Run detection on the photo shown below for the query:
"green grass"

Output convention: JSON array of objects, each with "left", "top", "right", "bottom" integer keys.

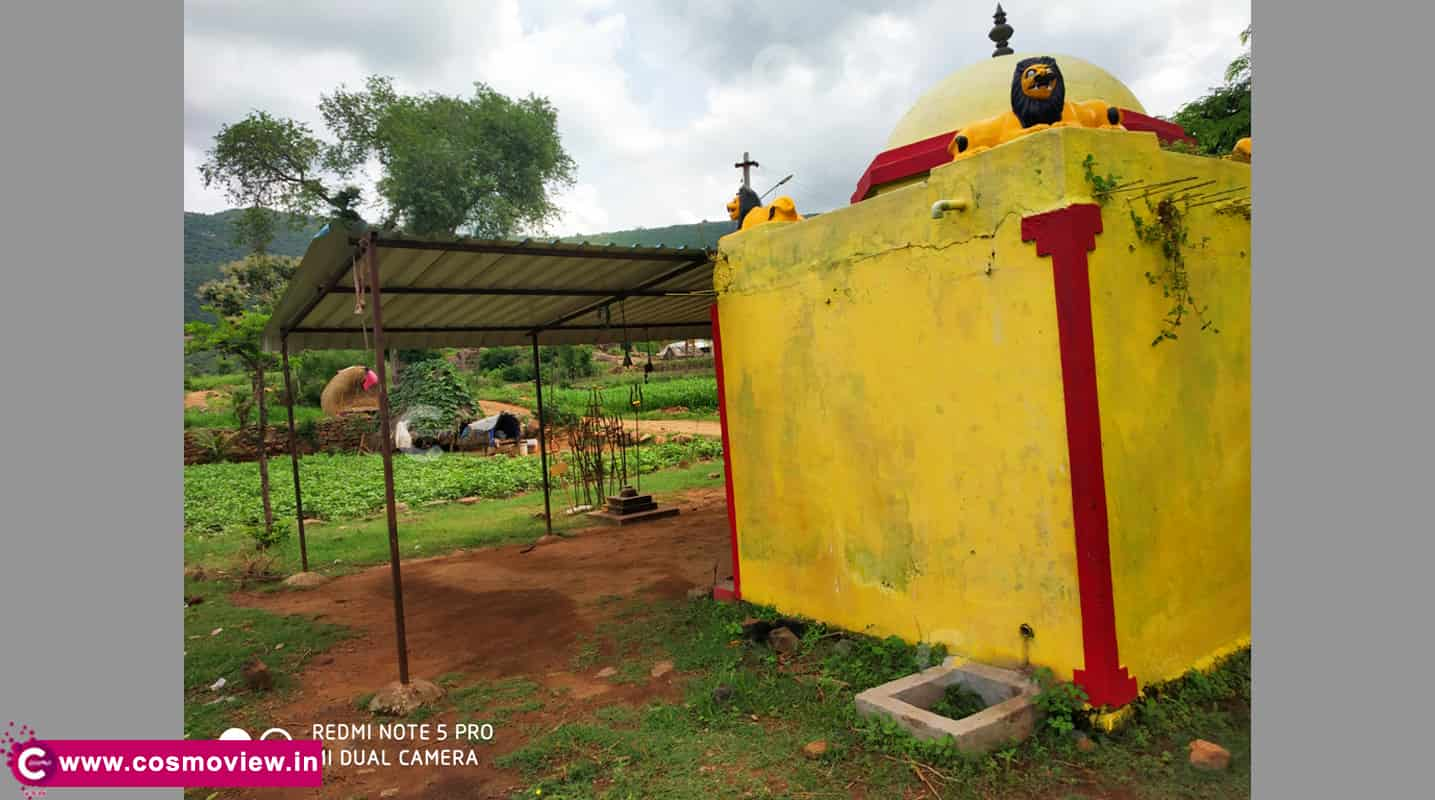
[
  {"left": 183, "top": 439, "right": 722, "bottom": 533},
  {"left": 546, "top": 376, "right": 719, "bottom": 417},
  {"left": 498, "top": 597, "right": 1251, "bottom": 800},
  {"left": 183, "top": 576, "right": 353, "bottom": 741},
  {"left": 183, "top": 404, "right": 326, "bottom": 430},
  {"left": 469, "top": 374, "right": 719, "bottom": 420},
  {"left": 184, "top": 460, "right": 726, "bottom": 575},
  {"left": 185, "top": 372, "right": 249, "bottom": 391}
]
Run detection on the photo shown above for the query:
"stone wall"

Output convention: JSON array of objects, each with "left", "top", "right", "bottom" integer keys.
[{"left": 184, "top": 412, "right": 380, "bottom": 465}]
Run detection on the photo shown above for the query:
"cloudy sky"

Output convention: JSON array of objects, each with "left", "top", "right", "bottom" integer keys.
[{"left": 184, "top": 0, "right": 1250, "bottom": 236}]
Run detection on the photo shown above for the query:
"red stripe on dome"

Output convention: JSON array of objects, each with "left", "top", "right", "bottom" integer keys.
[{"left": 849, "top": 110, "right": 1196, "bottom": 204}]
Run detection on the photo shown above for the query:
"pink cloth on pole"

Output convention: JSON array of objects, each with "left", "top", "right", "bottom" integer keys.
[{"left": 362, "top": 369, "right": 378, "bottom": 391}]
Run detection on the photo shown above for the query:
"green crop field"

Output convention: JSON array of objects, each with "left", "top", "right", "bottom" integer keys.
[{"left": 183, "top": 440, "right": 722, "bottom": 533}]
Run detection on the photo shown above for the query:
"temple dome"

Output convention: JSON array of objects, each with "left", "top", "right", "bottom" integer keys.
[{"left": 885, "top": 52, "right": 1146, "bottom": 150}]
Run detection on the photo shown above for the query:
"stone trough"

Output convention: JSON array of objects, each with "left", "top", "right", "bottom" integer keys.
[{"left": 854, "top": 657, "right": 1043, "bottom": 754}]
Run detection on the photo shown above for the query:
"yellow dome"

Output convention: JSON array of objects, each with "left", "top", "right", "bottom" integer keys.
[{"left": 885, "top": 52, "right": 1146, "bottom": 150}]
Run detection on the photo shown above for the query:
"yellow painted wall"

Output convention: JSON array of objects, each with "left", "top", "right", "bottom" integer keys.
[
  {"left": 715, "top": 135, "right": 1089, "bottom": 677},
  {"left": 716, "top": 127, "right": 1250, "bottom": 690},
  {"left": 1059, "top": 132, "right": 1253, "bottom": 686}
]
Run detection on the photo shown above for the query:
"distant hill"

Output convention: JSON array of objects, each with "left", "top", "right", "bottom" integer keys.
[
  {"left": 184, "top": 210, "right": 322, "bottom": 322},
  {"left": 182, "top": 212, "right": 819, "bottom": 322},
  {"left": 561, "top": 220, "right": 734, "bottom": 250}
]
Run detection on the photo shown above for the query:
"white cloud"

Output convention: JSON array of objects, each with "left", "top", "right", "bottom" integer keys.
[{"left": 184, "top": 0, "right": 1251, "bottom": 233}]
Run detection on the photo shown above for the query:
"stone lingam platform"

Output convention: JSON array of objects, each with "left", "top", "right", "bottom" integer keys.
[{"left": 587, "top": 486, "right": 681, "bottom": 526}]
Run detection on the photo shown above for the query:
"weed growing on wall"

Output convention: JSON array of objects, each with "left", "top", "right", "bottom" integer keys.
[
  {"left": 1129, "top": 195, "right": 1220, "bottom": 346},
  {"left": 1083, "top": 153, "right": 1221, "bottom": 346},
  {"left": 1081, "top": 154, "right": 1122, "bottom": 198}
]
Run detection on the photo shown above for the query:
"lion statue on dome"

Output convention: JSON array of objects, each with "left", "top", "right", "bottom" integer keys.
[
  {"left": 948, "top": 56, "right": 1125, "bottom": 161},
  {"left": 725, "top": 185, "right": 802, "bottom": 234}
]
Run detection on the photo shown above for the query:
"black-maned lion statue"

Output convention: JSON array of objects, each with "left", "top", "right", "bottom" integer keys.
[
  {"left": 948, "top": 56, "right": 1125, "bottom": 161},
  {"left": 724, "top": 185, "right": 802, "bottom": 234}
]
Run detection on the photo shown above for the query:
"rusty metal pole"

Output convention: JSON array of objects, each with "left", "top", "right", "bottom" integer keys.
[
  {"left": 367, "top": 233, "right": 411, "bottom": 685},
  {"left": 530, "top": 335, "right": 553, "bottom": 537},
  {"left": 279, "top": 336, "right": 308, "bottom": 573}
]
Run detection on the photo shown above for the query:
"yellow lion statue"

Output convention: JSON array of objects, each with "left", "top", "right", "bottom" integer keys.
[
  {"left": 1231, "top": 137, "right": 1251, "bottom": 163},
  {"left": 948, "top": 56, "right": 1125, "bottom": 161},
  {"left": 725, "top": 186, "right": 802, "bottom": 232}
]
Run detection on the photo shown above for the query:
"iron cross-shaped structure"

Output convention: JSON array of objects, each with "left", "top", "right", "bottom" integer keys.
[{"left": 734, "top": 151, "right": 759, "bottom": 189}]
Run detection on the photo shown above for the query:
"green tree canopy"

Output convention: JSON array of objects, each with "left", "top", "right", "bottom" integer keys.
[
  {"left": 195, "top": 252, "right": 299, "bottom": 319},
  {"left": 200, "top": 76, "right": 576, "bottom": 238},
  {"left": 1170, "top": 26, "right": 1251, "bottom": 155}
]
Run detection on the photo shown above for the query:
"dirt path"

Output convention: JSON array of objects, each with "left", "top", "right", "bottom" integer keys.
[
  {"left": 478, "top": 399, "right": 722, "bottom": 439},
  {"left": 227, "top": 487, "right": 732, "bottom": 800},
  {"left": 184, "top": 390, "right": 222, "bottom": 410},
  {"left": 476, "top": 400, "right": 531, "bottom": 418}
]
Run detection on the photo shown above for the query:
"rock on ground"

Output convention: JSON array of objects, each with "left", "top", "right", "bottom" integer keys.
[
  {"left": 368, "top": 680, "right": 445, "bottom": 716},
  {"left": 767, "top": 627, "right": 801, "bottom": 655},
  {"left": 596, "top": 667, "right": 618, "bottom": 678},
  {"left": 243, "top": 659, "right": 274, "bottom": 692},
  {"left": 651, "top": 661, "right": 674, "bottom": 678},
  {"left": 1188, "top": 739, "right": 1231, "bottom": 770},
  {"left": 802, "top": 740, "right": 829, "bottom": 760},
  {"left": 283, "top": 572, "right": 331, "bottom": 589}
]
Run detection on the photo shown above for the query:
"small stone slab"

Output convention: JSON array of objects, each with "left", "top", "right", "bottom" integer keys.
[
  {"left": 854, "top": 658, "right": 1042, "bottom": 755},
  {"left": 587, "top": 506, "right": 680, "bottom": 526}
]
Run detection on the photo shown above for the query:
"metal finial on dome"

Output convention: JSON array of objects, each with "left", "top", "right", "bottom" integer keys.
[{"left": 990, "top": 4, "right": 1014, "bottom": 57}]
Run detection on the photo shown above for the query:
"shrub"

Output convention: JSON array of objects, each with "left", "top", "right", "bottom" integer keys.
[
  {"left": 1030, "top": 667, "right": 1090, "bottom": 734},
  {"left": 389, "top": 359, "right": 475, "bottom": 439},
  {"left": 246, "top": 519, "right": 292, "bottom": 551}
]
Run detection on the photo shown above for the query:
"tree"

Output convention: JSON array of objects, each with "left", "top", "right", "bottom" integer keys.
[
  {"left": 200, "top": 76, "right": 576, "bottom": 238},
  {"left": 195, "top": 251, "right": 298, "bottom": 318},
  {"left": 1170, "top": 26, "right": 1251, "bottom": 155},
  {"left": 185, "top": 309, "right": 282, "bottom": 545},
  {"left": 185, "top": 221, "right": 300, "bottom": 546}
]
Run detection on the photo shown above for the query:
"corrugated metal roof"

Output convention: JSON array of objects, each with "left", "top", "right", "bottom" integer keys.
[{"left": 263, "top": 225, "right": 717, "bottom": 352}]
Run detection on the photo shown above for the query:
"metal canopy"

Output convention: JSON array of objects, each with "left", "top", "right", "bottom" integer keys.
[
  {"left": 261, "top": 224, "right": 721, "bottom": 691},
  {"left": 263, "top": 223, "right": 717, "bottom": 352}
]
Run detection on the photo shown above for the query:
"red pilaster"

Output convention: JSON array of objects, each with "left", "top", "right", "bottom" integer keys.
[
  {"left": 710, "top": 301, "right": 742, "bottom": 601},
  {"left": 1021, "top": 204, "right": 1139, "bottom": 708}
]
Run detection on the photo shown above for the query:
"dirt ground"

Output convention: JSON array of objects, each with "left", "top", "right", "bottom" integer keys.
[
  {"left": 475, "top": 400, "right": 531, "bottom": 419},
  {"left": 184, "top": 390, "right": 222, "bottom": 410},
  {"left": 227, "top": 487, "right": 733, "bottom": 800}
]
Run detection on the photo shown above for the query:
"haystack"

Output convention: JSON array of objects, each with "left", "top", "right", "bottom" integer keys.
[{"left": 320, "top": 365, "right": 379, "bottom": 417}]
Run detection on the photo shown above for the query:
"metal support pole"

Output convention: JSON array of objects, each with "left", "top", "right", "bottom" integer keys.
[
  {"left": 280, "top": 337, "right": 308, "bottom": 573},
  {"left": 530, "top": 336, "right": 553, "bottom": 537},
  {"left": 367, "top": 234, "right": 411, "bottom": 686}
]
